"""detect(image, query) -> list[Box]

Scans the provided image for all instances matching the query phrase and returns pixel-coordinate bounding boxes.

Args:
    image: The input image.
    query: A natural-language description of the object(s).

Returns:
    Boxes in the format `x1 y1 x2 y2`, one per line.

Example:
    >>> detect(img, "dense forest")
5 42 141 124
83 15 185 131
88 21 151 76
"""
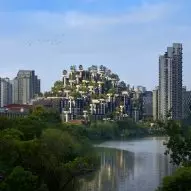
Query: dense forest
0 105 152 191
0 106 99 191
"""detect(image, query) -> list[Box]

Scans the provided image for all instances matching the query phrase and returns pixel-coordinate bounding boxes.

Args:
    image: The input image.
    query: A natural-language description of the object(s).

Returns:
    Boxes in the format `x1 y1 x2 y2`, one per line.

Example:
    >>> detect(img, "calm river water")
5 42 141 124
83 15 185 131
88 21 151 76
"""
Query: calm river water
74 137 176 191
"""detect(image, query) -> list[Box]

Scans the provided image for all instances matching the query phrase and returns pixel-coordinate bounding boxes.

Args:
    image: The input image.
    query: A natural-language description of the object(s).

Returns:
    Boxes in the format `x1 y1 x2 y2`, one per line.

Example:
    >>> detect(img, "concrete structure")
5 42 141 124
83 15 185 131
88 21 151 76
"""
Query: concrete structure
142 91 153 119
0 104 30 118
153 87 159 121
182 87 191 119
13 70 41 104
32 97 62 112
33 65 145 122
0 78 12 107
34 75 41 96
11 77 19 104
0 110 27 118
136 86 146 93
158 43 183 120
5 104 31 113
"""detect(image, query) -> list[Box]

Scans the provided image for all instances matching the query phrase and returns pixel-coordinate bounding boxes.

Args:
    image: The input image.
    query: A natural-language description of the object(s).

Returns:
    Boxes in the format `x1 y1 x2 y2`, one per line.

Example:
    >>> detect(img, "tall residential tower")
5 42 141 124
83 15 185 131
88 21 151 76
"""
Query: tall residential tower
158 43 183 120
0 77 12 107
12 70 41 104
153 86 159 121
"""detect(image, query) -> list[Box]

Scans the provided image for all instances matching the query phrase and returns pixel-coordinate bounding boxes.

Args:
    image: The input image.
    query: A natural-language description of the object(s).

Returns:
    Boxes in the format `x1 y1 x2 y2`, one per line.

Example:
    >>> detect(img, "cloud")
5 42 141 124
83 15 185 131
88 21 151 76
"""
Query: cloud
0 1 173 33
33 1 173 29
0 0 190 91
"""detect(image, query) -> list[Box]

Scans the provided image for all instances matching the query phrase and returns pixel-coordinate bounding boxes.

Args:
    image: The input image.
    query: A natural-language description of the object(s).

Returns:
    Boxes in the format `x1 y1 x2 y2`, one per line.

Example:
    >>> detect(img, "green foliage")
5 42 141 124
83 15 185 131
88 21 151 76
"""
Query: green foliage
110 73 119 81
116 119 148 138
0 128 24 140
14 118 45 140
108 88 116 94
158 116 191 190
89 81 96 86
69 73 76 80
91 94 107 99
164 120 191 166
43 91 53 97
0 117 14 130
157 167 191 191
70 91 82 99
0 108 98 191
41 129 79 163
30 105 61 124
65 119 149 142
1 166 39 191
79 86 88 92
51 80 63 94
87 121 120 140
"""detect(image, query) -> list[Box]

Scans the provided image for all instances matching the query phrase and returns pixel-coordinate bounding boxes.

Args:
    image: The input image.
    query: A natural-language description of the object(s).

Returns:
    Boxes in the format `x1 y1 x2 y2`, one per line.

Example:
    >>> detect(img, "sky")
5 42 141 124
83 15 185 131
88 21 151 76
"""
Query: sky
0 0 191 91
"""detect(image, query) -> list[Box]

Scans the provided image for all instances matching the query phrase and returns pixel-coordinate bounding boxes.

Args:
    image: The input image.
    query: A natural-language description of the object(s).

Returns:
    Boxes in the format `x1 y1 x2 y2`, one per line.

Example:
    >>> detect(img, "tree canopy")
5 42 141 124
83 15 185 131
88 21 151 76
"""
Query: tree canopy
157 117 191 190
0 108 98 191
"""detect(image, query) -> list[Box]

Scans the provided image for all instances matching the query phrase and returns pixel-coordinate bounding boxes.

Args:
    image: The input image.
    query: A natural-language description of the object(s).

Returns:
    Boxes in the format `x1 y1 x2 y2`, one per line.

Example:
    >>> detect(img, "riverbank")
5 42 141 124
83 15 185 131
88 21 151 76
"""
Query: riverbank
91 134 168 145
66 119 154 141
0 107 167 191
75 137 174 191
0 107 99 191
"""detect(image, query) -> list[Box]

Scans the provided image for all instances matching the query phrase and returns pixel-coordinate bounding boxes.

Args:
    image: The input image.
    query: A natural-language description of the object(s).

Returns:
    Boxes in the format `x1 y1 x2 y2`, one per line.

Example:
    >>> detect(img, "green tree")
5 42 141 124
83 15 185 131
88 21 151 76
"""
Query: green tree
0 128 24 140
51 80 63 94
157 167 191 191
0 107 101 191
71 91 82 99
14 118 46 140
0 166 38 191
158 117 191 190
30 105 61 124
164 120 191 166
0 117 14 131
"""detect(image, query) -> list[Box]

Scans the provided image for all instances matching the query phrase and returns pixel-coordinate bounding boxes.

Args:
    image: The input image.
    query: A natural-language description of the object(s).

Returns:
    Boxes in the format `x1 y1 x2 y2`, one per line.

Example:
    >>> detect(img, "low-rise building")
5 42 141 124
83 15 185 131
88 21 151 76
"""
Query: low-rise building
0 104 31 118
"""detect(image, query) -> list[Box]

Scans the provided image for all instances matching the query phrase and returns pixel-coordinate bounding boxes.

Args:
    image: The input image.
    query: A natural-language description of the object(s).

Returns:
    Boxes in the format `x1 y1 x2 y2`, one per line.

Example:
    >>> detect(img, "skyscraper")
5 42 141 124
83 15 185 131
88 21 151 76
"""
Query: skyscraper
182 87 191 119
12 70 41 104
158 43 183 120
11 77 19 104
153 86 159 121
142 91 153 119
34 75 41 95
136 86 147 93
0 77 12 107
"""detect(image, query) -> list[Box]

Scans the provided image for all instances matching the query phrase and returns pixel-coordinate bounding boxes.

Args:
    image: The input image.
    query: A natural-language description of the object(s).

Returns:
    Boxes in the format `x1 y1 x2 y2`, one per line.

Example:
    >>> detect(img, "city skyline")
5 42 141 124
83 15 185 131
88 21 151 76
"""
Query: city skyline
0 70 41 106
0 0 191 91
158 43 183 120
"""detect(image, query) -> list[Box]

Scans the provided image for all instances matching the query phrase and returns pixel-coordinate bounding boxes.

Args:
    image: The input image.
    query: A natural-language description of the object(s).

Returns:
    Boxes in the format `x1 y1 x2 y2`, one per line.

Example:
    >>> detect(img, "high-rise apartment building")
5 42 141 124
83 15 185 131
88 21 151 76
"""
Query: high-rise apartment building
142 91 153 119
182 87 191 119
153 86 159 121
12 70 41 104
35 75 41 95
11 77 19 104
136 86 147 93
158 43 183 120
0 77 12 107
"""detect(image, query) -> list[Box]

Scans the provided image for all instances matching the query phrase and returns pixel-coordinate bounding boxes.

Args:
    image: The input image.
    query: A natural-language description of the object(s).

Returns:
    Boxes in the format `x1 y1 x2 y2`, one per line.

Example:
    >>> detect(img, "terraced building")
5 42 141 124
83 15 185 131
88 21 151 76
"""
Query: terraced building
33 65 144 122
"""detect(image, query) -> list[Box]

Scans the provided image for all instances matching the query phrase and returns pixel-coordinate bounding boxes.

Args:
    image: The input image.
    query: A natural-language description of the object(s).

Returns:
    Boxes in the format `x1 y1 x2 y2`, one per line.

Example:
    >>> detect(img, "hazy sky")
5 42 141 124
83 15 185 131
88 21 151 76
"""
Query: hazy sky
0 0 191 91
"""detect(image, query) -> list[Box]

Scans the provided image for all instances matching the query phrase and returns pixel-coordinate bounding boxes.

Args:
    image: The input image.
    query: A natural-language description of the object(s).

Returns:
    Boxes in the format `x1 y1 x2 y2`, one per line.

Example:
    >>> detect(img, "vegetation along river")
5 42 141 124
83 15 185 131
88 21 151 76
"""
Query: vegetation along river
75 137 176 191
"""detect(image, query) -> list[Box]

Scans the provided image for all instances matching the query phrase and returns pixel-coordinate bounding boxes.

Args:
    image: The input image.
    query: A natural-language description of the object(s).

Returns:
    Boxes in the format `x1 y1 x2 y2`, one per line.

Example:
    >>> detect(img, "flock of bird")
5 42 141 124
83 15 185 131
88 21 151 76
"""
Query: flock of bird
25 33 65 47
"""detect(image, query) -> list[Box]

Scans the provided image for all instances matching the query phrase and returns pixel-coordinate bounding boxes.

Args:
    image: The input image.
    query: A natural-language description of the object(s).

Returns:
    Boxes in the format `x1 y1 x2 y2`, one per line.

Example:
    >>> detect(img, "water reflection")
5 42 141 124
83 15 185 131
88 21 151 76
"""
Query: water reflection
76 137 175 191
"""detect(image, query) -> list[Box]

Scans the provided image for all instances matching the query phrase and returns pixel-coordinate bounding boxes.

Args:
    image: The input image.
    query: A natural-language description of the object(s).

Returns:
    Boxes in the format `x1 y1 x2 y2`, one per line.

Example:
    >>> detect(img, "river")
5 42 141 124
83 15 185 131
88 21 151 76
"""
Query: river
75 137 176 191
